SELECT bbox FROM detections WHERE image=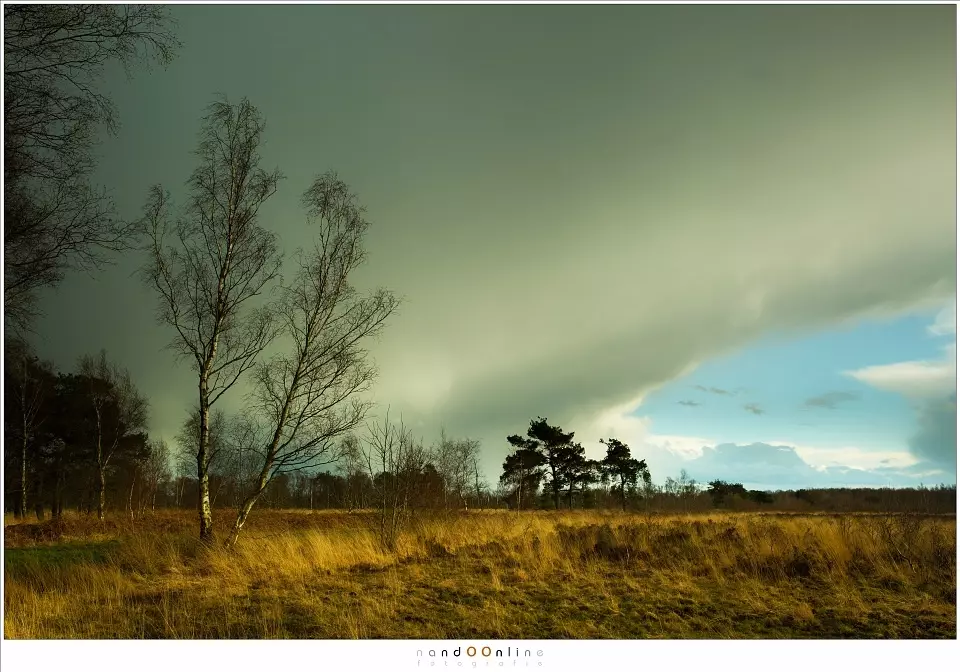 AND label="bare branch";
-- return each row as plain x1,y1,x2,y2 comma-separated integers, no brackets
4,5,180,331
227,174,399,544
